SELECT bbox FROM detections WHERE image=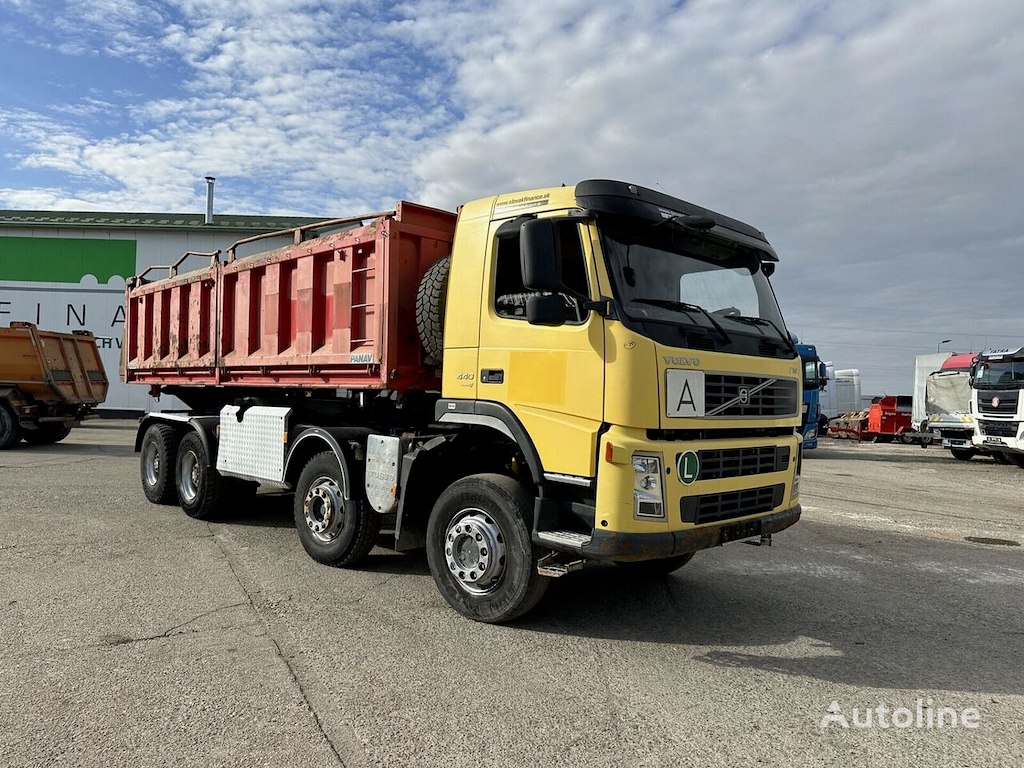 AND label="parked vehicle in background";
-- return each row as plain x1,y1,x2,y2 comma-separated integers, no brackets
122,180,805,622
924,353,982,461
971,347,1024,467
912,353,948,432
0,322,108,448
828,395,917,443
796,343,826,449
820,367,862,420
